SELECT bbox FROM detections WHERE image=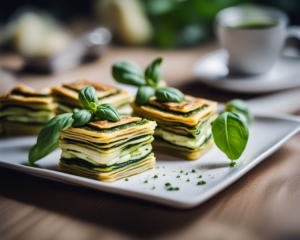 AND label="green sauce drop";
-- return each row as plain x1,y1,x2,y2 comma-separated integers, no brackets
230,162,237,167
